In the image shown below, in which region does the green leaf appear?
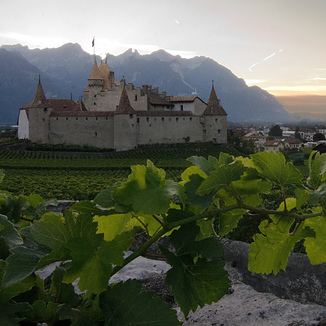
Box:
[71,201,114,217]
[187,155,220,175]
[184,174,214,208]
[308,152,326,189]
[30,212,72,250]
[3,245,50,288]
[219,209,246,237]
[304,213,326,264]
[160,224,228,315]
[63,230,132,296]
[197,160,245,196]
[100,279,181,326]
[251,151,302,187]
[181,166,207,184]
[50,266,81,306]
[0,302,31,326]
[0,215,23,248]
[94,186,115,208]
[0,273,36,302]
[248,219,314,275]
[94,213,133,241]
[113,160,184,214]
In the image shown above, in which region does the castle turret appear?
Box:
[203,84,227,144]
[114,86,137,151]
[27,78,52,144]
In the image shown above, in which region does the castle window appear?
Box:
[129,114,133,119]
[95,132,97,136]
[56,118,58,120]
[44,108,47,112]
[146,117,149,122]
[96,117,98,120]
[218,129,221,134]
[106,117,108,120]
[176,117,178,122]
[94,102,96,105]
[137,118,139,123]
[66,118,68,120]
[135,95,138,101]
[180,105,183,111]
[76,118,78,120]
[190,117,192,121]
[161,117,164,121]
[86,117,88,120]
[215,118,218,122]
[94,95,97,98]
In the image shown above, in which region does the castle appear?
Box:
[18,60,227,151]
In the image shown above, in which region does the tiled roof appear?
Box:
[99,62,112,90]
[31,80,51,108]
[169,96,198,102]
[148,92,173,106]
[88,61,103,80]
[264,139,282,146]
[115,87,136,114]
[203,86,227,116]
[285,137,302,144]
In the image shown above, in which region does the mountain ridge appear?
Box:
[0,43,295,124]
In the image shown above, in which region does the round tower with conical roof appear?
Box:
[113,84,137,151]
[27,78,53,144]
[203,83,227,143]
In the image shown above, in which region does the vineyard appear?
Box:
[0,144,235,200]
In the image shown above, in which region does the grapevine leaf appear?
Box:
[63,231,133,295]
[197,160,245,196]
[3,245,50,288]
[0,273,36,302]
[94,213,133,241]
[113,160,185,214]
[251,152,303,186]
[94,186,115,208]
[295,188,309,210]
[30,212,72,250]
[99,279,181,326]
[304,213,326,264]
[160,224,228,315]
[0,302,31,326]
[184,174,214,208]
[248,219,314,275]
[307,152,326,189]
[50,266,81,306]
[180,166,207,184]
[187,155,220,175]
[71,201,114,216]
[196,218,215,240]
[0,215,23,248]
[219,209,247,238]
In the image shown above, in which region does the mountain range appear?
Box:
[0,43,295,124]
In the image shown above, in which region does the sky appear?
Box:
[1,0,326,118]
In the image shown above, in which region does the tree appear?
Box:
[269,124,282,137]
[295,126,301,139]
[1,151,326,324]
[313,132,325,141]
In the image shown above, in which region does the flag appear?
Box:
[92,38,95,47]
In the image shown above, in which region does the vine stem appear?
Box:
[110,202,322,277]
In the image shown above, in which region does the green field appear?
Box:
[0,144,236,200]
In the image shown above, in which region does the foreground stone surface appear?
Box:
[178,280,326,326]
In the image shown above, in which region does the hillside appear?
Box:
[0,43,295,124]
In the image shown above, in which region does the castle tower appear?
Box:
[203,83,227,144]
[27,78,52,144]
[83,60,104,111]
[114,84,137,151]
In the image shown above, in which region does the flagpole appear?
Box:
[92,36,95,62]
